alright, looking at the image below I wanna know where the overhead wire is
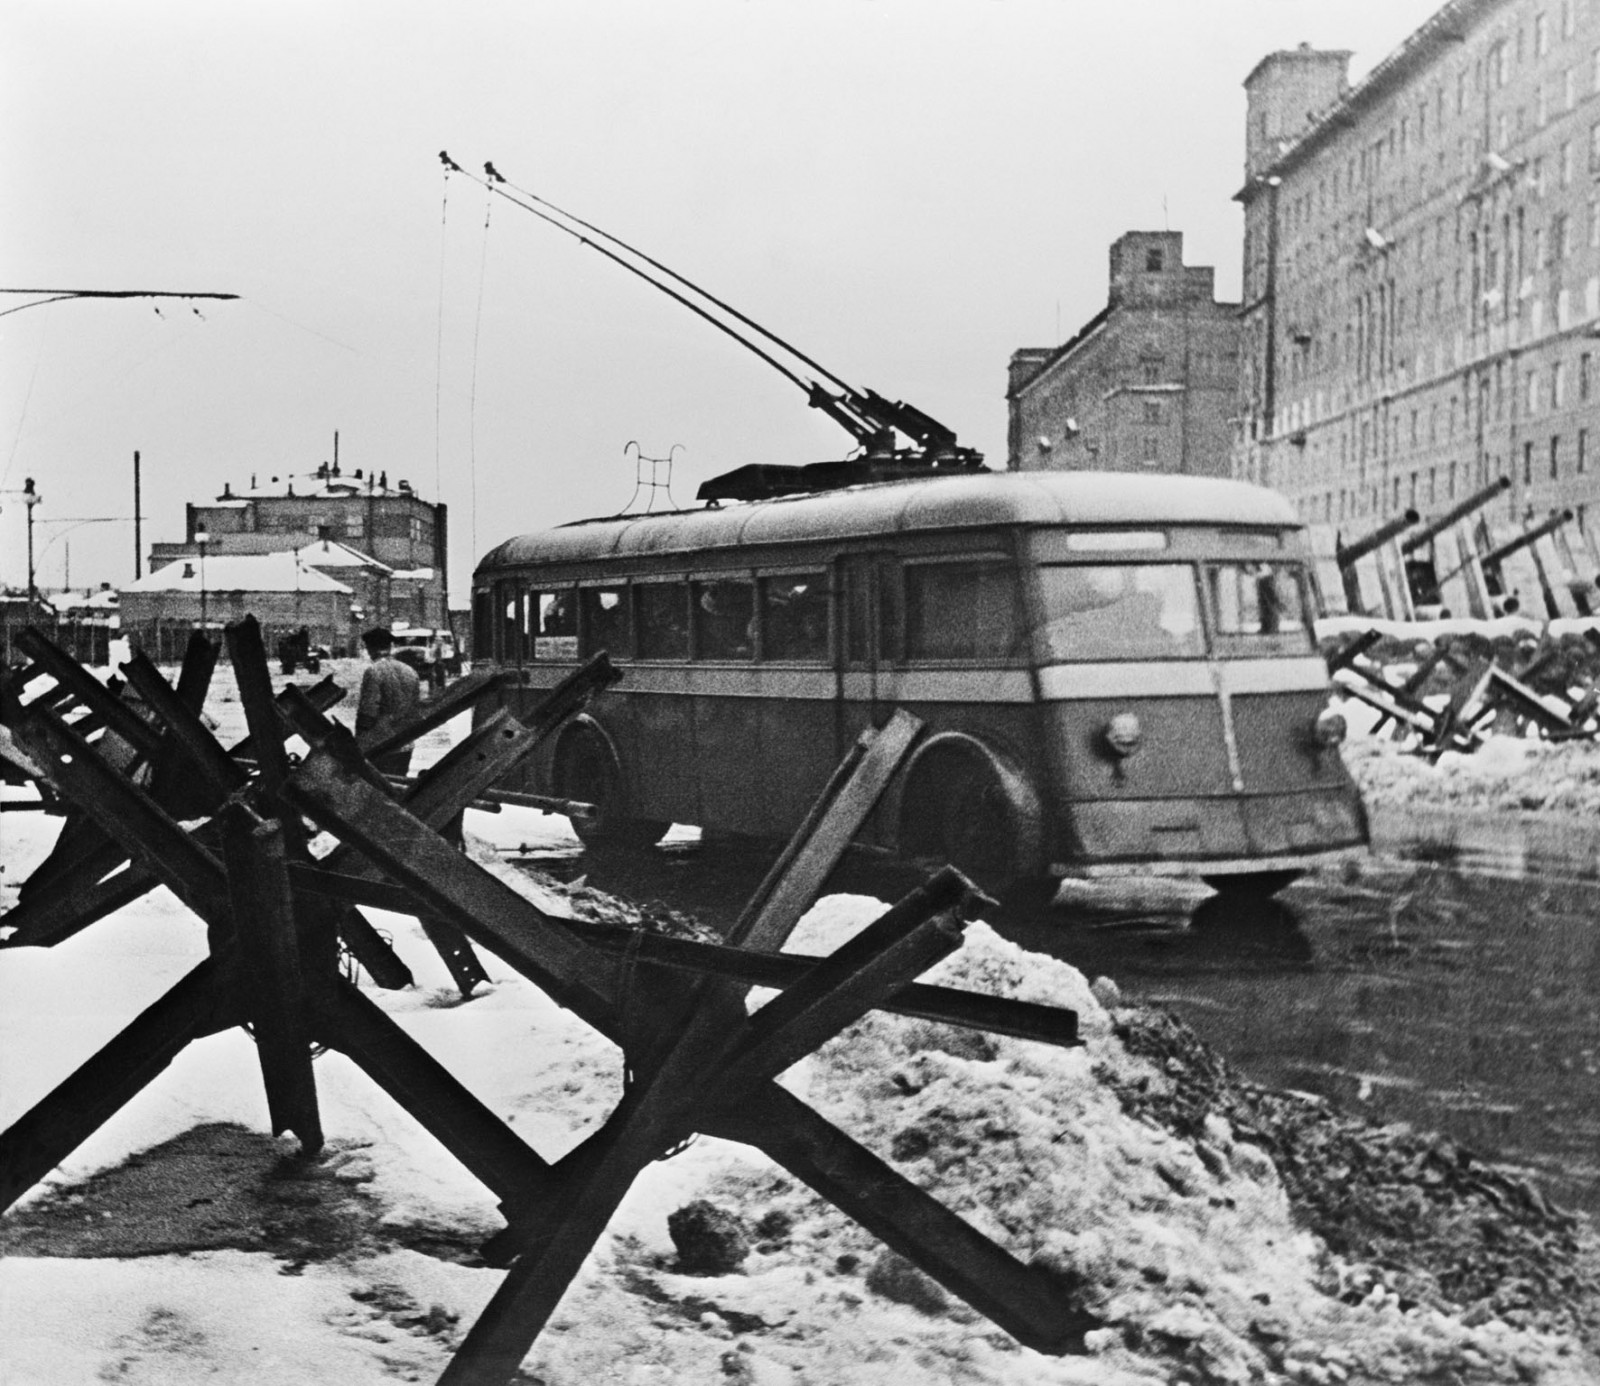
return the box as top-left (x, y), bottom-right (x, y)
top-left (467, 175), bottom-right (494, 567)
top-left (441, 153), bottom-right (817, 403)
top-left (483, 163), bottom-right (861, 400)
top-left (435, 155), bottom-right (452, 510)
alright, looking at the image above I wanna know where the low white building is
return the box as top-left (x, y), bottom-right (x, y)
top-left (119, 552), bottom-right (355, 660)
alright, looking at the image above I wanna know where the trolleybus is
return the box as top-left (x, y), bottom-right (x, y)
top-left (471, 469), bottom-right (1366, 903)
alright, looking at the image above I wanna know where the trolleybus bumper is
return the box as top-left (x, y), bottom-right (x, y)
top-left (1054, 843), bottom-right (1368, 881)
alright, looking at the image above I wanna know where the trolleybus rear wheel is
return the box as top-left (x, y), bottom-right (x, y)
top-left (899, 739), bottom-right (1047, 907)
top-left (554, 724), bottom-right (668, 849)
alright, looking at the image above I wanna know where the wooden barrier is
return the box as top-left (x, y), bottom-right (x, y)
top-left (0, 619), bottom-right (1096, 1384)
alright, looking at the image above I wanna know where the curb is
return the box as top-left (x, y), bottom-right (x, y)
top-left (1368, 801), bottom-right (1600, 882)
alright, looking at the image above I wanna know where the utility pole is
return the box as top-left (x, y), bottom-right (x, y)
top-left (134, 450), bottom-right (142, 579)
top-left (24, 477), bottom-right (40, 615)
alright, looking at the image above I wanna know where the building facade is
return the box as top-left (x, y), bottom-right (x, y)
top-left (1237, 1), bottom-right (1600, 538)
top-left (1007, 231), bottom-right (1241, 476)
top-left (147, 460), bottom-right (449, 629)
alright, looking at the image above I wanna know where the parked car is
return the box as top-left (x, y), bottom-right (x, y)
top-left (389, 628), bottom-right (459, 682)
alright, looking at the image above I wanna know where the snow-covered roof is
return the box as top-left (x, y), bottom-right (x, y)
top-left (291, 539), bottom-right (392, 573)
top-left (48, 588), bottom-right (119, 612)
top-left (124, 553), bottom-right (352, 595)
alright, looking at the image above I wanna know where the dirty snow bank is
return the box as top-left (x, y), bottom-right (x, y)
top-left (1338, 694), bottom-right (1600, 815)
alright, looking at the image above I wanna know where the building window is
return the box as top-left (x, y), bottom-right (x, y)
top-left (1140, 356), bottom-right (1163, 385)
top-left (1556, 359), bottom-right (1569, 408)
top-left (1563, 142), bottom-right (1575, 186)
top-left (1145, 249), bottom-right (1164, 272)
top-left (1141, 436), bottom-right (1159, 464)
top-left (1563, 0), bottom-right (1575, 39)
top-left (1582, 352), bottom-right (1593, 400)
top-left (1525, 441), bottom-right (1536, 483)
top-left (1581, 427), bottom-right (1589, 473)
top-left (1142, 400), bottom-right (1162, 425)
top-left (1591, 122), bottom-right (1600, 174)
top-left (1537, 12), bottom-right (1550, 57)
top-left (1553, 436), bottom-right (1563, 479)
top-left (1529, 369), bottom-right (1542, 415)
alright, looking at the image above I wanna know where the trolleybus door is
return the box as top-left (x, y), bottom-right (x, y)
top-left (835, 553), bottom-right (894, 753)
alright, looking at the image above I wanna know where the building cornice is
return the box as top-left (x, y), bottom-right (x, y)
top-left (1234, 0), bottom-right (1499, 204)
top-left (1007, 304), bottom-right (1112, 399)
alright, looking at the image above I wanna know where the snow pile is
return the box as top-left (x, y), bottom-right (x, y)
top-left (1337, 689), bottom-right (1600, 815)
top-left (678, 899), bottom-right (1595, 1385)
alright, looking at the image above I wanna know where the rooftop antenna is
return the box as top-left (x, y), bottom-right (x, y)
top-left (620, 441), bottom-right (681, 514)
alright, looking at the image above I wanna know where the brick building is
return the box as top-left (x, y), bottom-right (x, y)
top-left (1237, 1), bottom-right (1600, 537)
top-left (148, 458), bottom-right (448, 629)
top-left (1007, 231), bottom-right (1241, 476)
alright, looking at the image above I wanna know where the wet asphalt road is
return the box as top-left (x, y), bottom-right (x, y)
top-left (507, 834), bottom-right (1600, 1219)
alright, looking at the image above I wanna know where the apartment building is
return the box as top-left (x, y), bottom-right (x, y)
top-left (1237, 0), bottom-right (1600, 537)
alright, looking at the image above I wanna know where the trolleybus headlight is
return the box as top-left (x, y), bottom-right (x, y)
top-left (1313, 707), bottom-right (1348, 748)
top-left (1103, 712), bottom-right (1142, 758)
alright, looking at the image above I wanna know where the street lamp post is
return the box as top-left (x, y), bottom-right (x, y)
top-left (23, 477), bottom-right (40, 616)
top-left (195, 527), bottom-right (209, 631)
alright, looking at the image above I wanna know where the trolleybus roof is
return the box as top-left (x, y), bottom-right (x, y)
top-left (477, 470), bottom-right (1300, 571)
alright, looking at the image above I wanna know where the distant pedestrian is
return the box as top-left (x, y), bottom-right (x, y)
top-left (426, 631), bottom-right (446, 695)
top-left (356, 626), bottom-right (421, 776)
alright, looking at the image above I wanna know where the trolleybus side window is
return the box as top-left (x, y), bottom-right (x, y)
top-left (636, 580), bottom-right (690, 660)
top-left (531, 590), bottom-right (577, 660)
top-left (840, 555), bottom-right (900, 664)
top-left (904, 561), bottom-right (1021, 661)
top-left (1036, 564), bottom-right (1204, 661)
top-left (692, 578), bottom-right (755, 660)
top-left (1204, 562), bottom-right (1313, 654)
top-left (579, 586), bottom-right (632, 659)
top-left (760, 573), bottom-right (829, 662)
top-left (494, 581), bottom-right (523, 663)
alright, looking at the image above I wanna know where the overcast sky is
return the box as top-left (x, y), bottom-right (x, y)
top-left (3, 0), bottom-right (1443, 604)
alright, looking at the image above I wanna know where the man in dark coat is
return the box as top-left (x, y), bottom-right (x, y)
top-left (356, 626), bottom-right (421, 776)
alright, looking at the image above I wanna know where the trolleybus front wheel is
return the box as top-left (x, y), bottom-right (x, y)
top-left (1194, 869), bottom-right (1301, 929)
top-left (1201, 868), bottom-right (1301, 900)
top-left (554, 724), bottom-right (668, 850)
top-left (898, 738), bottom-right (1048, 908)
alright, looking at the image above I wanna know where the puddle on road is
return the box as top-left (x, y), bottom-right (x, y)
top-left (1020, 858), bottom-right (1600, 1218)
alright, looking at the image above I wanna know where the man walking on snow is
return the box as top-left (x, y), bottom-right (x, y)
top-left (356, 626), bottom-right (421, 776)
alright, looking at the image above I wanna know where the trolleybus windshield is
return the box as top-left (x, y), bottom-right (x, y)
top-left (1036, 560), bottom-right (1313, 662)
top-left (1036, 564), bottom-right (1204, 661)
top-left (1204, 562), bottom-right (1313, 655)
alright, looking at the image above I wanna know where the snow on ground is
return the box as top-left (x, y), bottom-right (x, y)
top-left (1333, 678), bottom-right (1600, 815)
top-left (2, 663), bottom-right (1598, 1383)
